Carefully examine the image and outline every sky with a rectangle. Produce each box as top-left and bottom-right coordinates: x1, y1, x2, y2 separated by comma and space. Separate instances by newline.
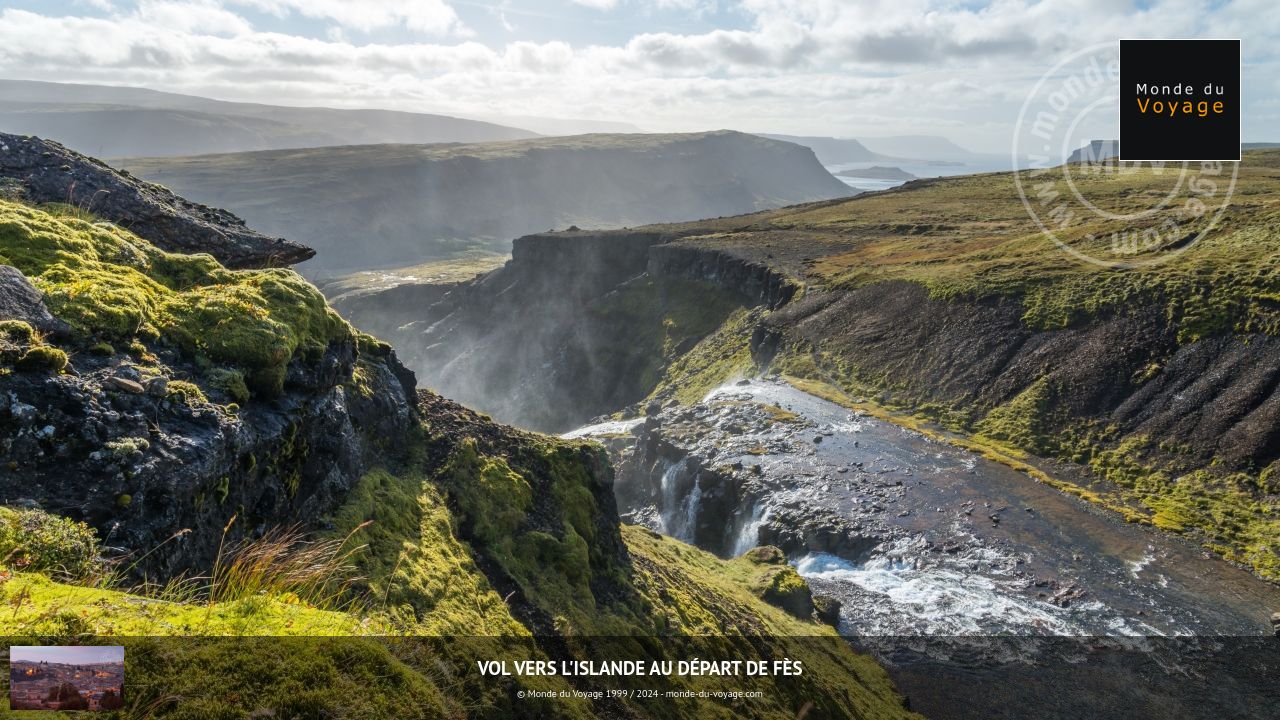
0, 0, 1275, 153
11, 645, 124, 665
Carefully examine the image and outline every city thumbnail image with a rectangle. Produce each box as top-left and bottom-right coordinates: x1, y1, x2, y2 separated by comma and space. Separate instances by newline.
9, 646, 124, 711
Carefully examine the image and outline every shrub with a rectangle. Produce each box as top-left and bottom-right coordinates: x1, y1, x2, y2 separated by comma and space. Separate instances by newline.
14, 345, 67, 373
0, 507, 100, 580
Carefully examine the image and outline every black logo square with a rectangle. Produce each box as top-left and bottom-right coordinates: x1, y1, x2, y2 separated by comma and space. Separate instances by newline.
1120, 39, 1240, 161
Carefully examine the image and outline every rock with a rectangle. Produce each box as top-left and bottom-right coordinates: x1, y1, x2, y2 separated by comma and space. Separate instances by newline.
1271, 612, 1279, 636
0, 133, 312, 268
812, 594, 842, 627
144, 376, 168, 397
743, 545, 787, 565
0, 265, 72, 338
105, 376, 145, 394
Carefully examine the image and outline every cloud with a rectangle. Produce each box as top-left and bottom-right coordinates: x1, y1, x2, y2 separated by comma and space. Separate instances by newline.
229, 0, 467, 35
0, 1, 1274, 151
137, 0, 253, 36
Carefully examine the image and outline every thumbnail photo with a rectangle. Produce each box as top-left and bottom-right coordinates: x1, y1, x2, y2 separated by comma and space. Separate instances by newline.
9, 646, 124, 712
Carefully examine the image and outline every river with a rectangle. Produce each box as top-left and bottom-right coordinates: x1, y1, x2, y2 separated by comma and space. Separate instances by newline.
568, 377, 1280, 718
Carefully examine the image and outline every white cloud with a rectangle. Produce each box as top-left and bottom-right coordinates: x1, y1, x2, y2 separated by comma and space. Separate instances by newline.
229, 0, 467, 35
137, 0, 253, 36
569, 0, 620, 10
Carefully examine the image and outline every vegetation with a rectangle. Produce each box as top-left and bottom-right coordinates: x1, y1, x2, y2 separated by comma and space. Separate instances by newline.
0, 199, 357, 398
0, 507, 101, 581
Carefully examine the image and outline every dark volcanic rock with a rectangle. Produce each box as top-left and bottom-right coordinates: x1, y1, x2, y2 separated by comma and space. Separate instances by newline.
0, 334, 419, 579
0, 133, 313, 268
0, 265, 70, 337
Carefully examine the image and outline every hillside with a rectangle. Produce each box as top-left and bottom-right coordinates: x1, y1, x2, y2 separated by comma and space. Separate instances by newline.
119, 131, 855, 275
0, 135, 916, 719
0, 79, 537, 157
375, 151, 1280, 584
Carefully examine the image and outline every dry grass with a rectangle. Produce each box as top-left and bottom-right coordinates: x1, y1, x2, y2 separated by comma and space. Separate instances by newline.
208, 516, 372, 611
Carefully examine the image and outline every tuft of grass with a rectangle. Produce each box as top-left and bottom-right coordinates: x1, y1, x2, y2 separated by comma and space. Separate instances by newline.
208, 519, 372, 612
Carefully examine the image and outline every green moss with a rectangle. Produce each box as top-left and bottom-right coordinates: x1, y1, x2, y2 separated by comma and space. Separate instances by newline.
166, 379, 208, 405
207, 368, 250, 404
89, 341, 115, 356
0, 507, 100, 581
13, 345, 67, 373
0, 199, 356, 400
356, 331, 393, 358
975, 377, 1057, 455
749, 565, 813, 619
104, 436, 150, 459
0, 319, 35, 344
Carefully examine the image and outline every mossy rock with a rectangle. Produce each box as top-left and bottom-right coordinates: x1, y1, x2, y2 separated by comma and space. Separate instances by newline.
742, 545, 786, 565
14, 345, 67, 373
0, 199, 355, 400
751, 565, 814, 619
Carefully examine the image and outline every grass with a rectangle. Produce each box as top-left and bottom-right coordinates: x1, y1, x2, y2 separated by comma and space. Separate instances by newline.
684, 154, 1280, 341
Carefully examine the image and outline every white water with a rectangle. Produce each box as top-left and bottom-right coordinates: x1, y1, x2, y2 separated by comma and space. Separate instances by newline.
732, 504, 768, 557
658, 458, 689, 537
795, 551, 1085, 635
560, 417, 644, 439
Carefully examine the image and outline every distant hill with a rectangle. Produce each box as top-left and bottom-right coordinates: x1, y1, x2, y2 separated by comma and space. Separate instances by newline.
1068, 140, 1119, 163
119, 130, 855, 275
857, 135, 977, 160
758, 134, 888, 164
0, 79, 536, 156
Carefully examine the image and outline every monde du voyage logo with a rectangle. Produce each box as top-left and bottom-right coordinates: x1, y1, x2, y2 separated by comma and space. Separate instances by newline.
1012, 39, 1241, 269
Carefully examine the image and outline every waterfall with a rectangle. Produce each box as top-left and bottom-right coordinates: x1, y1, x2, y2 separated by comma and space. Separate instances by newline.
676, 477, 703, 543
658, 458, 689, 536
731, 504, 768, 557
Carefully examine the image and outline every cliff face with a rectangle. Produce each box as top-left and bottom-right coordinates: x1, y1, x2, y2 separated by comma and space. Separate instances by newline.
378, 221, 802, 432
119, 131, 855, 274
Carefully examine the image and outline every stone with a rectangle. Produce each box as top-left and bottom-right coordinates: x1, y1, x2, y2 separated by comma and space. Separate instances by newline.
144, 376, 168, 397
0, 265, 71, 337
105, 376, 145, 394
